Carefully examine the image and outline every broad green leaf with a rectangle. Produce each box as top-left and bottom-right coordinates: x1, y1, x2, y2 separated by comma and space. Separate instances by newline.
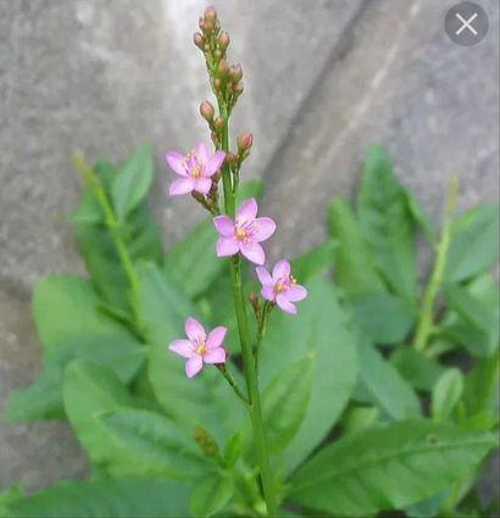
443, 284, 499, 357
141, 262, 244, 443
111, 144, 154, 221
351, 292, 416, 344
4, 479, 190, 518
463, 355, 499, 419
390, 348, 446, 391
165, 180, 264, 299
291, 241, 336, 283
261, 357, 314, 454
290, 419, 497, 516
357, 339, 421, 419
341, 405, 380, 435
357, 146, 417, 302
431, 368, 464, 421
97, 408, 207, 479
259, 278, 358, 473
445, 204, 499, 283
190, 473, 234, 518
63, 360, 135, 464
328, 199, 385, 296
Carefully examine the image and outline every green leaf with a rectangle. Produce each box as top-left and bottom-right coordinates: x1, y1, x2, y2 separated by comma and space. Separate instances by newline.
141, 262, 244, 443
63, 360, 135, 464
259, 278, 358, 473
443, 283, 499, 357
261, 357, 314, 454
405, 191, 436, 244
190, 473, 234, 518
357, 339, 421, 419
328, 199, 385, 296
341, 405, 380, 436
357, 146, 417, 302
111, 144, 154, 221
291, 241, 336, 283
390, 348, 446, 391
431, 368, 464, 421
445, 204, 499, 283
463, 355, 499, 419
223, 433, 243, 468
290, 419, 497, 516
4, 479, 190, 518
97, 408, 207, 479
351, 292, 416, 344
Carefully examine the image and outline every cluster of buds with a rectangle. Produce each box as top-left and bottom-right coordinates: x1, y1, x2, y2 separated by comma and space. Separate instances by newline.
194, 7, 244, 116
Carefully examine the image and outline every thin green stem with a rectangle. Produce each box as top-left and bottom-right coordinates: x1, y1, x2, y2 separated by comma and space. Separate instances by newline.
255, 302, 272, 374
217, 366, 249, 405
414, 178, 459, 353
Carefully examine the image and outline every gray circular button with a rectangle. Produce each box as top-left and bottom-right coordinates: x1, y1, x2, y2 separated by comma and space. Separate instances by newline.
445, 2, 489, 46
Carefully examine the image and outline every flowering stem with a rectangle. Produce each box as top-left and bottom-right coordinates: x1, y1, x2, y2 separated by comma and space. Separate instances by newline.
414, 177, 459, 353
217, 112, 277, 514
217, 365, 249, 405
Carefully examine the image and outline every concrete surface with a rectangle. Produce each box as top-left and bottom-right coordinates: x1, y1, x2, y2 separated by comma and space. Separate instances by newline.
0, 0, 498, 493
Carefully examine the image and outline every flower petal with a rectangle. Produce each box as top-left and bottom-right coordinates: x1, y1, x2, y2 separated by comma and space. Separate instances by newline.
169, 178, 194, 196
206, 326, 227, 349
205, 151, 226, 176
261, 286, 276, 301
256, 266, 273, 287
193, 177, 212, 195
165, 151, 187, 176
237, 198, 258, 224
204, 347, 226, 364
253, 217, 276, 242
214, 216, 235, 238
272, 260, 291, 280
276, 294, 297, 315
287, 285, 308, 302
217, 237, 239, 257
169, 339, 194, 358
186, 355, 203, 378
240, 242, 266, 265
196, 142, 210, 164
185, 317, 206, 342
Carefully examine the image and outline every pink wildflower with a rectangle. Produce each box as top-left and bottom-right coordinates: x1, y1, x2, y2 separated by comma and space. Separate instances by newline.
169, 317, 227, 378
213, 198, 276, 265
165, 143, 225, 196
256, 260, 308, 315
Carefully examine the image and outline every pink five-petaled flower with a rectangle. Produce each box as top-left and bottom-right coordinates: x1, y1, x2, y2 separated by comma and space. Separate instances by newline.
256, 260, 308, 315
165, 143, 225, 197
169, 317, 227, 378
213, 198, 276, 265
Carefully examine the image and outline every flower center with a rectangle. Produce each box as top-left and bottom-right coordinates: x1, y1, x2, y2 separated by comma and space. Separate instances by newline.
236, 226, 248, 241
196, 341, 207, 356
191, 163, 203, 178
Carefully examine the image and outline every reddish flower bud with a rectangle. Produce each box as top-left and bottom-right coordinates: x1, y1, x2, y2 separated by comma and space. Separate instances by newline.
218, 31, 230, 50
218, 59, 229, 76
214, 78, 222, 92
199, 101, 214, 122
193, 32, 204, 50
226, 152, 237, 166
211, 132, 218, 146
238, 133, 253, 152
214, 117, 225, 131
230, 64, 243, 82
204, 6, 217, 23
232, 82, 244, 95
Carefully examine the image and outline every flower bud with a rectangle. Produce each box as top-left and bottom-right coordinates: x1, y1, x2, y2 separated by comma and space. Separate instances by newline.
214, 117, 225, 131
238, 133, 253, 152
214, 49, 222, 60
214, 78, 222, 92
204, 6, 217, 23
218, 31, 230, 50
211, 132, 218, 146
230, 64, 243, 82
232, 82, 244, 95
226, 152, 237, 166
199, 100, 214, 122
193, 32, 204, 50
218, 59, 229, 76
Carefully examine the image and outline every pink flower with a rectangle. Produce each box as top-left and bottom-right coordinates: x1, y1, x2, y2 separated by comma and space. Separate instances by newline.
165, 143, 225, 197
256, 260, 308, 315
169, 317, 227, 378
213, 198, 276, 265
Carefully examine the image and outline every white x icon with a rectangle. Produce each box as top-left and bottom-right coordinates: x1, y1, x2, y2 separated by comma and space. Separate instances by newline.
455, 12, 478, 35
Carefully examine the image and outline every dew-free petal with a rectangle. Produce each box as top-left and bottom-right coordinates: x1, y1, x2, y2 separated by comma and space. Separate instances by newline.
185, 317, 206, 342
253, 217, 276, 242
256, 266, 273, 287
273, 260, 291, 280
217, 237, 239, 257
261, 286, 276, 301
240, 242, 265, 265
206, 326, 227, 349
204, 347, 226, 364
206, 151, 226, 176
287, 285, 308, 302
194, 177, 212, 195
237, 198, 258, 224
214, 216, 235, 237
276, 294, 297, 314
196, 142, 210, 164
169, 339, 194, 358
166, 151, 188, 176
169, 178, 194, 196
186, 355, 203, 378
